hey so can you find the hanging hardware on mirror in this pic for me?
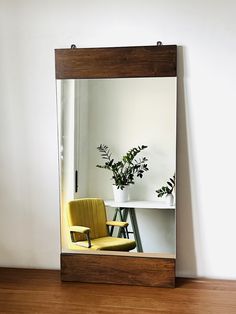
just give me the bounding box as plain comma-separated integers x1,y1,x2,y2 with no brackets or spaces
156,41,163,46
71,44,77,49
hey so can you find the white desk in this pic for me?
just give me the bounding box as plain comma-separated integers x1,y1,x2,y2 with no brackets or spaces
105,200,175,252
105,200,175,210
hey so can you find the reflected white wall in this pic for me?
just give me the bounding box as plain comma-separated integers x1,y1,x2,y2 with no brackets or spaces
75,80,89,198
87,78,176,201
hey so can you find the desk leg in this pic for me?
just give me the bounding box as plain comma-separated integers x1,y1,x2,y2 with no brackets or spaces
122,208,129,238
118,208,129,238
109,208,119,236
129,208,143,253
111,208,127,238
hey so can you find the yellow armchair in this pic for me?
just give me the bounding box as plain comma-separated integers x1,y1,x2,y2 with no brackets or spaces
67,198,136,251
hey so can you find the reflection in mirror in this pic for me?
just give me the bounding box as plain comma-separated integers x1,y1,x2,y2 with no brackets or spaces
57,77,176,255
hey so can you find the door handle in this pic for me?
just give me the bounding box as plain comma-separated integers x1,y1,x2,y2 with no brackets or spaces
75,170,78,193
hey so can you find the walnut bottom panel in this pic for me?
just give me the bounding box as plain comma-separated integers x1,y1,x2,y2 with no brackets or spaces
61,253,175,288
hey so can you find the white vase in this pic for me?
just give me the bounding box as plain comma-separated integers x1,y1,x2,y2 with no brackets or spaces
112,185,129,202
166,193,174,206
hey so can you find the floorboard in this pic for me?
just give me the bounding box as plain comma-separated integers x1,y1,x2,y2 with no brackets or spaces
0,268,236,313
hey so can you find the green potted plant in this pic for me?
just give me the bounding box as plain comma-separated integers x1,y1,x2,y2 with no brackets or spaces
96,144,149,202
156,174,175,206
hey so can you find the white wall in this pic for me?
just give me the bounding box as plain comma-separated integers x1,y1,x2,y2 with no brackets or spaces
0,0,236,279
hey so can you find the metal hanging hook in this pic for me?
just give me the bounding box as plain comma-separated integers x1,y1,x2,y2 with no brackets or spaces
71,44,77,49
156,41,163,46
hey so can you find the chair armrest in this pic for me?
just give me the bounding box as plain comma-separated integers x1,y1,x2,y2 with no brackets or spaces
69,226,90,234
106,221,128,228
69,226,91,248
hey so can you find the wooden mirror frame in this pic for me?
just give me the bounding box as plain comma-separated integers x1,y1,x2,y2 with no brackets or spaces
55,44,177,288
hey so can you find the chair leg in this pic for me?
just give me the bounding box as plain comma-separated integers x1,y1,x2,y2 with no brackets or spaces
70,231,76,242
86,233,92,248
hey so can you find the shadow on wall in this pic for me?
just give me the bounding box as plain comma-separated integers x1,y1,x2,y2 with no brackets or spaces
176,46,197,277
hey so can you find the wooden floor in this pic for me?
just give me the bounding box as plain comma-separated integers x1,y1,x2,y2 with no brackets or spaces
0,268,236,313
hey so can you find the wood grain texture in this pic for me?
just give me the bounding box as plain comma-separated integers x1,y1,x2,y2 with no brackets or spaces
55,45,177,79
1,268,236,314
61,253,175,287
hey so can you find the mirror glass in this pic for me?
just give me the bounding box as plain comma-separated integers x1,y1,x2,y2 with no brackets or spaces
57,77,176,255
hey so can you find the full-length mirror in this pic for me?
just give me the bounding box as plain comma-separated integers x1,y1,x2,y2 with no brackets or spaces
55,45,177,287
